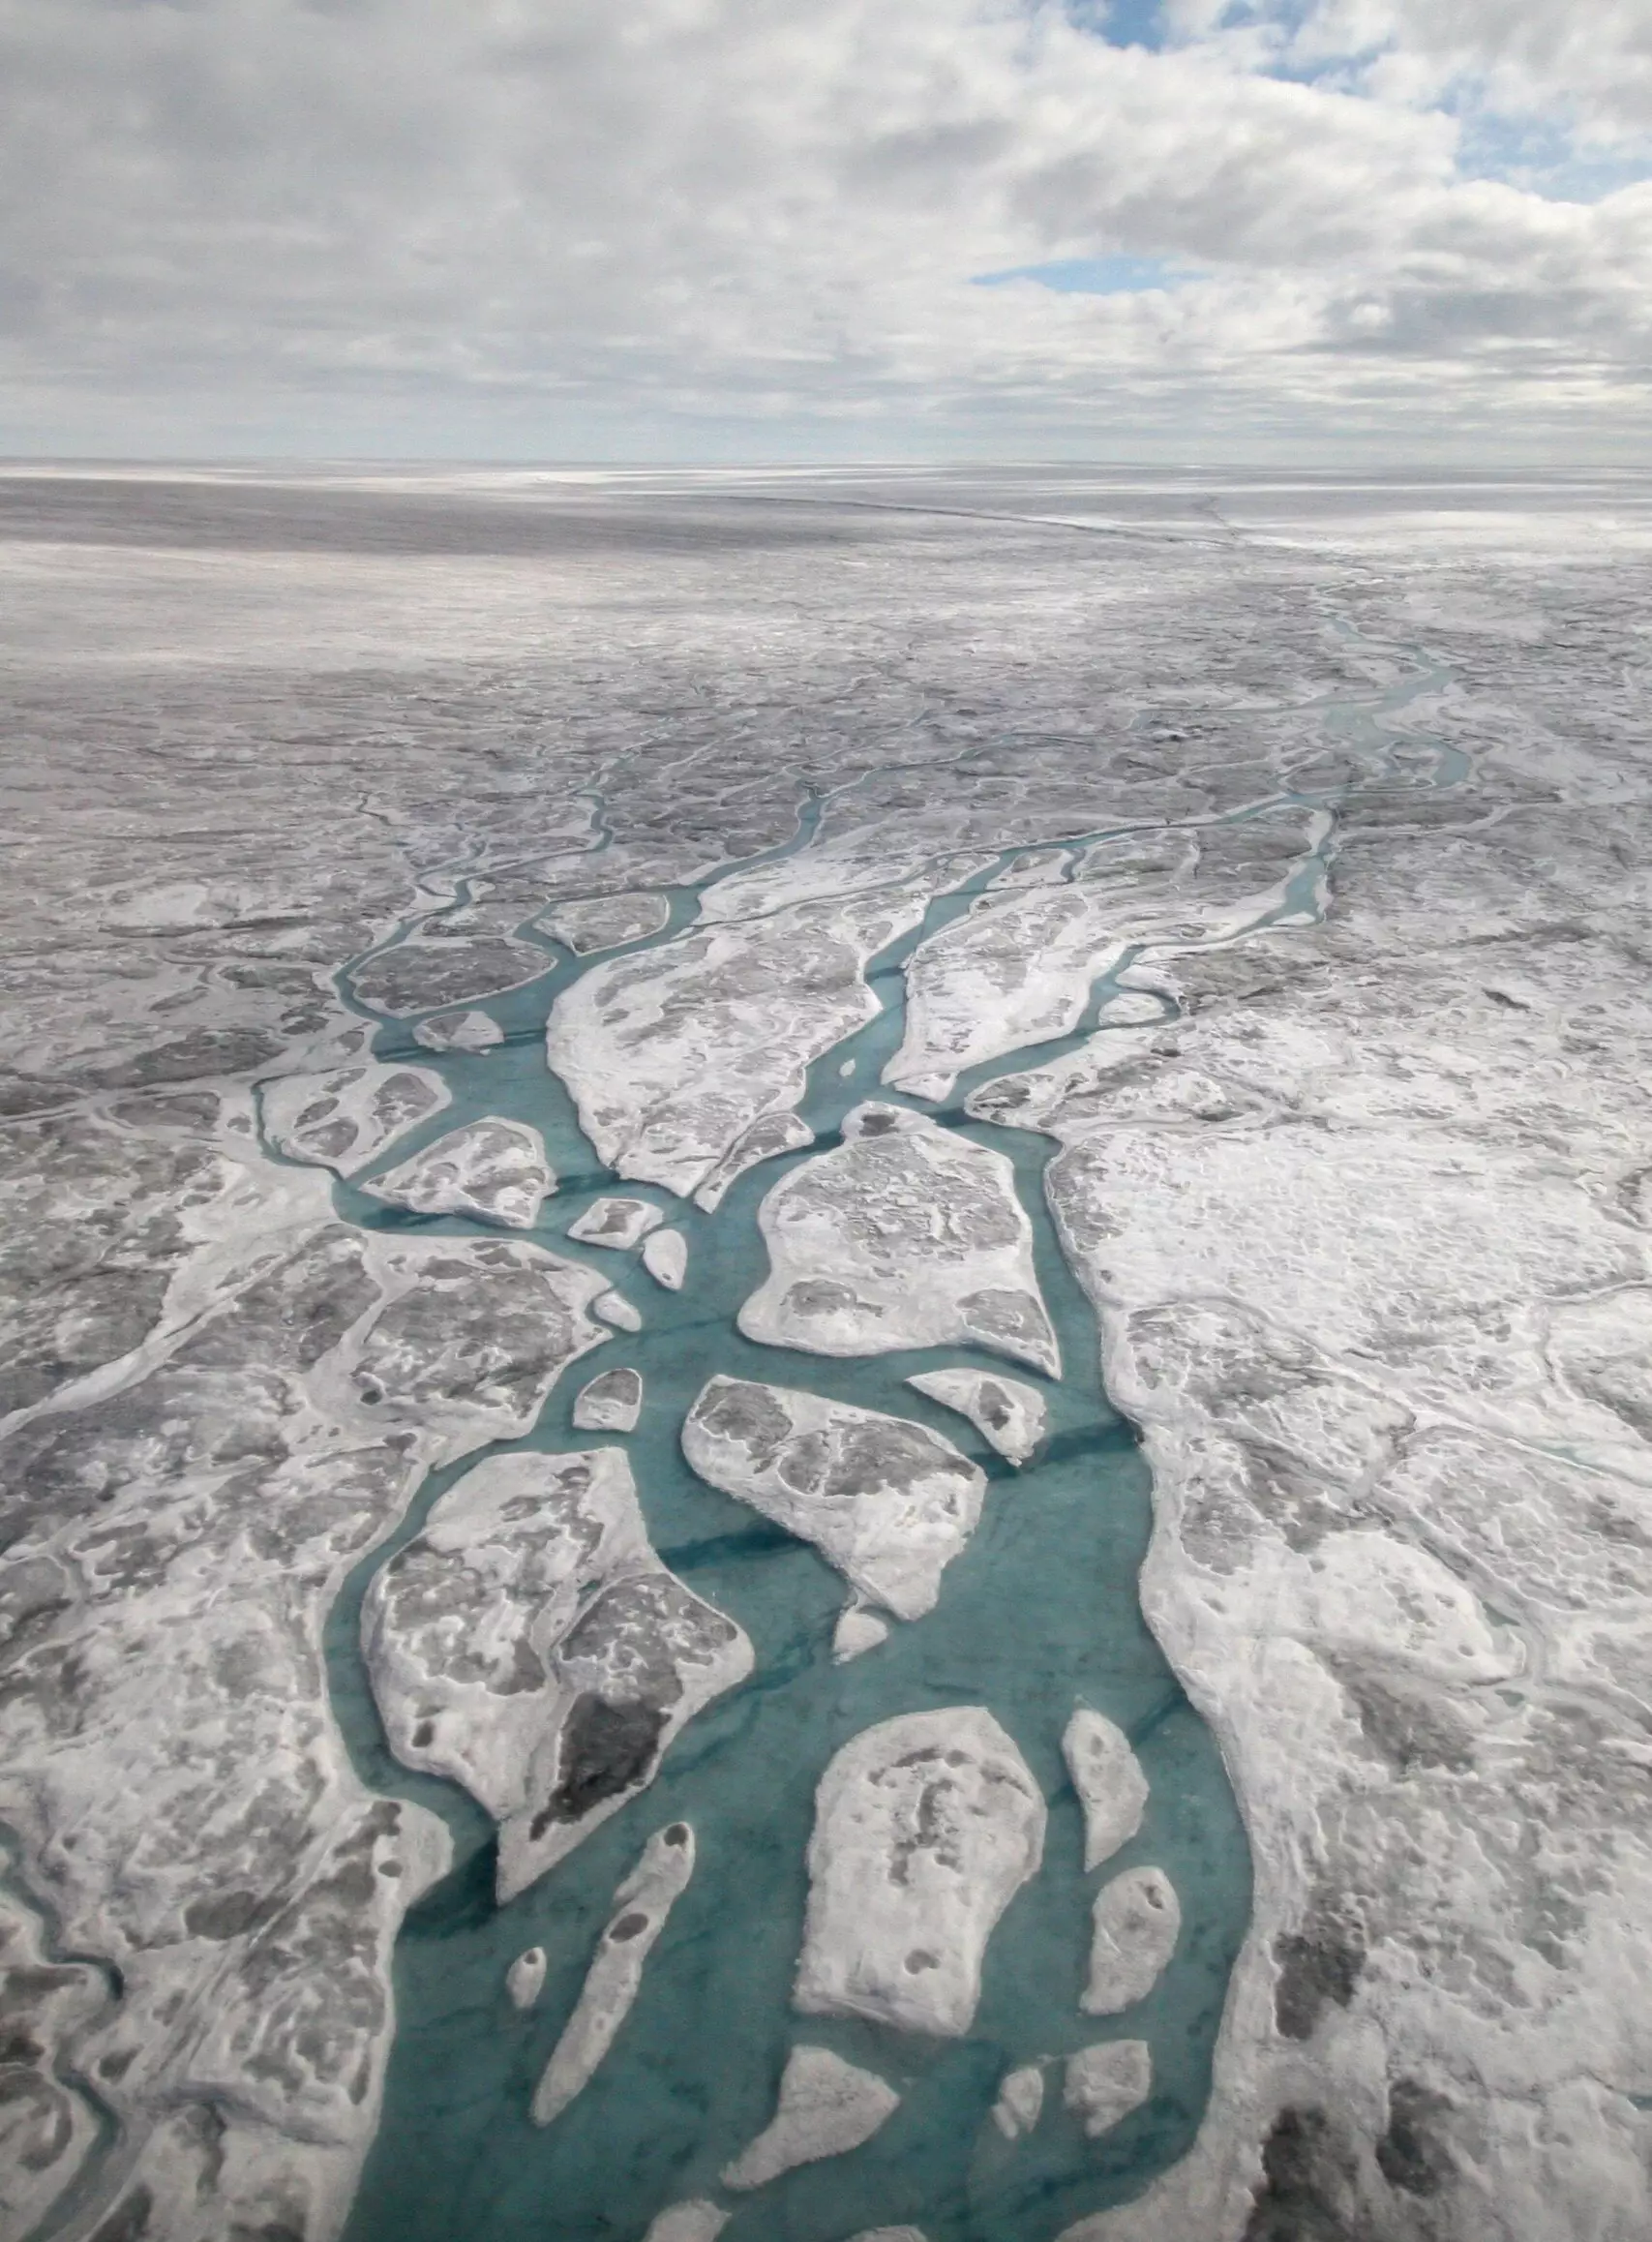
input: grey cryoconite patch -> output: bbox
[363,1448,751,1899]
[413,1008,503,1052]
[364,1117,556,1228]
[262,1061,448,1174]
[540,892,672,954]
[740,1103,1059,1375]
[572,1366,644,1432]
[682,1376,984,1621]
[907,1367,1047,1465]
[570,1196,663,1250]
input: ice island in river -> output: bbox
[5,465,1652,2242]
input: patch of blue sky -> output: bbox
[973,255,1202,293]
[1452,110,1652,202]
[1065,0,1169,53]
[1067,0,1374,75]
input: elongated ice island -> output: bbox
[533,1822,696,2125]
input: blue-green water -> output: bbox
[313,806,1249,2242]
[316,623,1467,2242]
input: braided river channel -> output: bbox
[314,619,1462,2242]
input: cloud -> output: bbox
[0,0,1648,457]
[1282,0,1652,143]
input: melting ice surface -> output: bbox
[324,798,1264,2242]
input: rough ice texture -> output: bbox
[572,1366,643,1433]
[739,1103,1059,1375]
[350,930,551,1015]
[262,1060,449,1174]
[0,1136,606,2238]
[412,1007,502,1052]
[721,2045,901,2191]
[1047,808,1652,2235]
[1083,1867,1181,2016]
[682,1376,985,1621]
[1062,1711,1150,1874]
[794,1707,1046,2037]
[0,1841,108,2238]
[642,1227,688,1290]
[594,1289,644,1332]
[347,1238,612,1432]
[363,1447,751,1900]
[1065,2043,1153,2139]
[886,886,1128,1106]
[532,1821,695,2125]
[546,885,935,1198]
[569,1195,663,1250]
[907,1367,1047,1466]
[693,821,987,929]
[885,813,1318,1103]
[0,476,997,2242]
[540,892,672,954]
[363,1116,556,1228]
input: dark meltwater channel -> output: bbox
[319,609,1465,2242]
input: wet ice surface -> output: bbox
[7,467,1652,2242]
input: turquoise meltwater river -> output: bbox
[311,610,1463,2242]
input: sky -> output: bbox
[3,0,1651,463]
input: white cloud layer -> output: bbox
[2,0,1650,457]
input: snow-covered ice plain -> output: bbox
[4,464,1652,2242]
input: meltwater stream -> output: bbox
[315,619,1468,2242]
